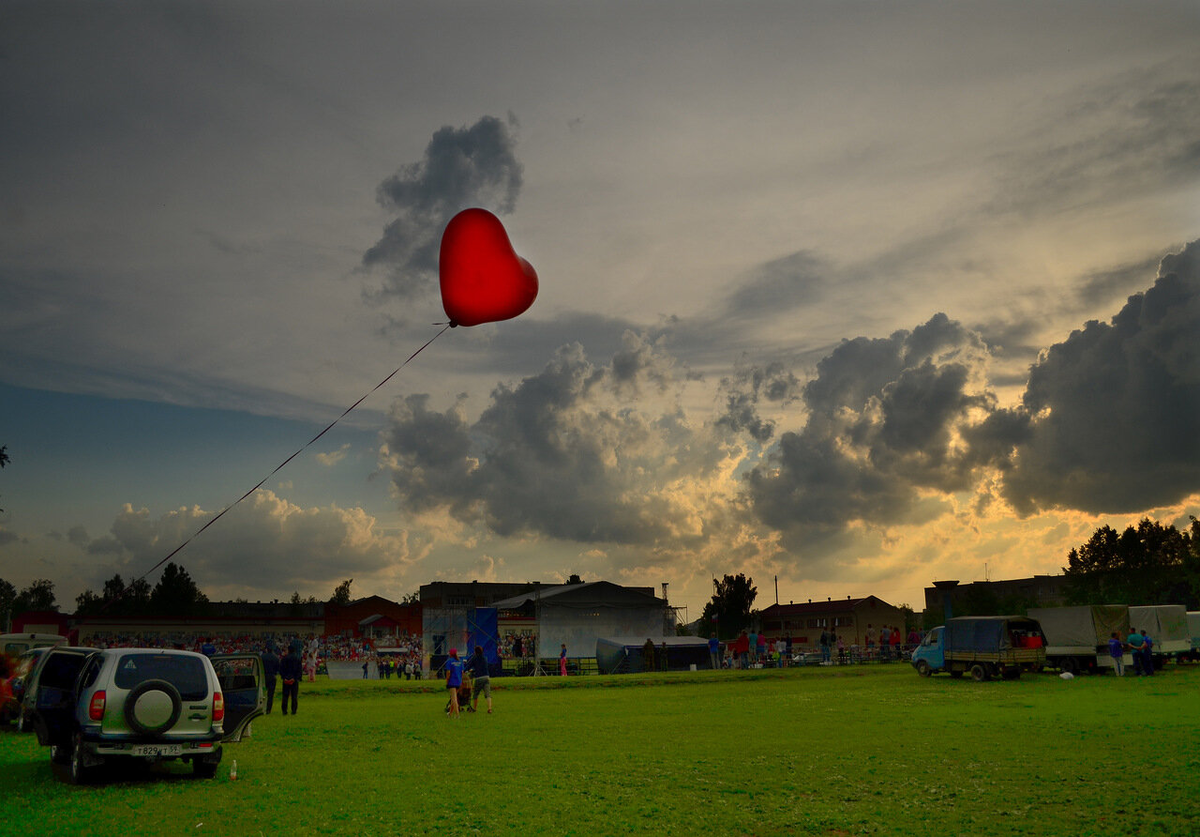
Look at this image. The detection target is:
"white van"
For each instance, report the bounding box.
[1,633,69,656]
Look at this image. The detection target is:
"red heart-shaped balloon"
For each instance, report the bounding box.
[439,208,538,327]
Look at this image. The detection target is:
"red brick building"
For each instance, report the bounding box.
[324,596,421,638]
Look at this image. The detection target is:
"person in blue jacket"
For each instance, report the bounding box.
[445,649,465,718]
[1107,632,1124,677]
[1141,629,1155,676]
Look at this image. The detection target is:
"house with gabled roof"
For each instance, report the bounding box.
[758,595,905,650]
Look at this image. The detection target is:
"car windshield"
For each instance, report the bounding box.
[115,654,209,701]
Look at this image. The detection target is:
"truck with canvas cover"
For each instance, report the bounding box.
[911,616,1046,681]
[1187,612,1200,661]
[1129,605,1190,665]
[1028,605,1132,675]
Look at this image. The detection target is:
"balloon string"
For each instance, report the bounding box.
[110,324,453,607]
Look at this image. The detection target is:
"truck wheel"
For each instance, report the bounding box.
[916,660,931,677]
[1061,657,1078,675]
[970,664,989,682]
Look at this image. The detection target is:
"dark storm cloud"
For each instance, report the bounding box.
[1072,255,1167,310]
[716,362,803,444]
[362,115,523,300]
[380,394,476,517]
[999,239,1200,514]
[803,314,985,415]
[67,525,90,547]
[381,337,726,546]
[721,251,827,321]
[744,314,998,544]
[971,252,1167,385]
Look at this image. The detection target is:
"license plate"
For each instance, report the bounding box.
[131,744,182,757]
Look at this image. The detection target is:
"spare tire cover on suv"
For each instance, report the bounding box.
[124,679,183,736]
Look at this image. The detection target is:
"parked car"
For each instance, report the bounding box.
[1,645,52,730]
[27,646,264,783]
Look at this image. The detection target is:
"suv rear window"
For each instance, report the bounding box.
[115,654,209,701]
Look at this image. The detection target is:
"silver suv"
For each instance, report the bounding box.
[28,647,264,783]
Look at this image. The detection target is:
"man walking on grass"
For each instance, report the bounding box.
[279,646,302,716]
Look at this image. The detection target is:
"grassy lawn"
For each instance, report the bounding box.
[3,664,1199,836]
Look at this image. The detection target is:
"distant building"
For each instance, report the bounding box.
[419,580,547,609]
[923,576,1068,621]
[324,595,421,639]
[417,578,666,664]
[419,580,552,660]
[67,596,420,644]
[490,580,667,659]
[71,600,326,645]
[12,609,70,637]
[758,596,906,648]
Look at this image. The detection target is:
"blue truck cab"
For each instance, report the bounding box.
[912,616,1046,681]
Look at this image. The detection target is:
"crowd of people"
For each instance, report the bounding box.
[718,624,923,669]
[497,630,537,659]
[78,630,416,676]
[365,655,424,680]
[1109,626,1159,676]
[76,625,934,672]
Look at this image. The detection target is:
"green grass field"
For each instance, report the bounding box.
[3,664,1199,836]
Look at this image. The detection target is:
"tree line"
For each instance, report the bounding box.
[925,516,1200,624]
[0,570,388,629]
[1063,516,1200,609]
[698,517,1200,635]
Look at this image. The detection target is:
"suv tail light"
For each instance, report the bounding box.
[88,690,106,721]
[213,692,224,723]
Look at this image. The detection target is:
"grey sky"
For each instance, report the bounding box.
[2,2,1199,614]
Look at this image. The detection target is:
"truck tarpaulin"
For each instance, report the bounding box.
[1029,605,1129,649]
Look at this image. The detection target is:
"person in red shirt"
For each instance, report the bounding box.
[733,630,750,669]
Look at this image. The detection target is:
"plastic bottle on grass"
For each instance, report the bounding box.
[230,759,238,780]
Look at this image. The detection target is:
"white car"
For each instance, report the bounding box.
[28,647,264,783]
